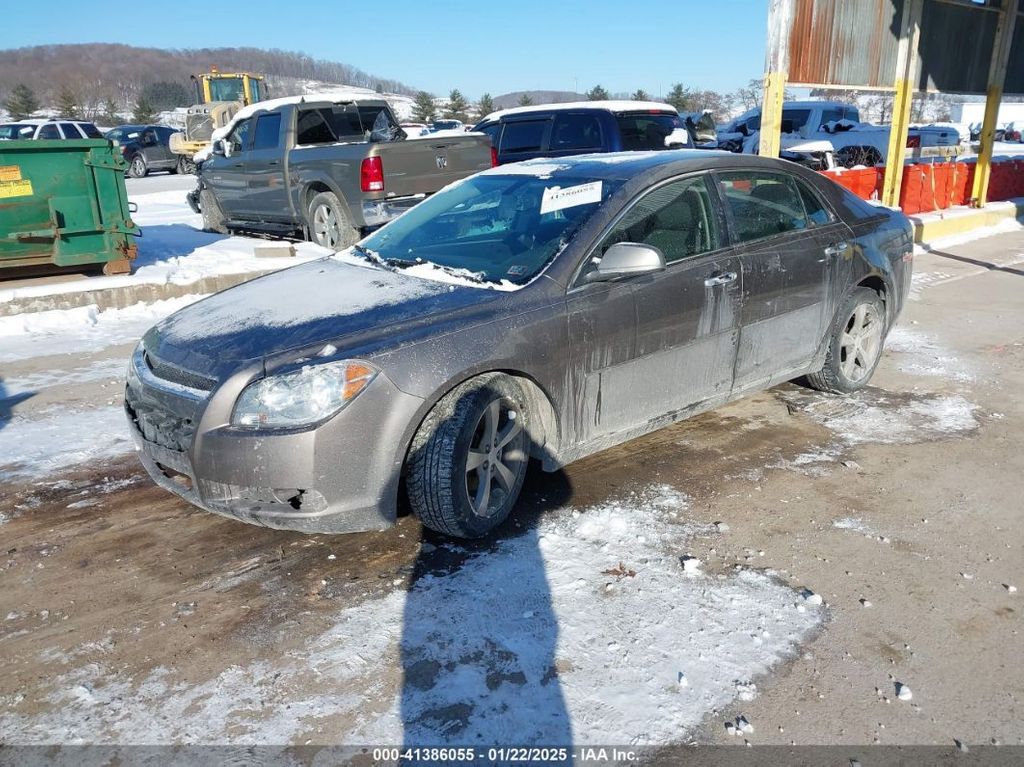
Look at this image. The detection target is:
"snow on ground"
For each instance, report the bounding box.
[0,295,203,364]
[885,325,975,383]
[0,358,126,398]
[1,485,823,745]
[0,405,131,480]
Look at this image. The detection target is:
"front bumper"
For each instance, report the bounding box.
[125,346,424,534]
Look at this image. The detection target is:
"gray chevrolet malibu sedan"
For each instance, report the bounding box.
[126,151,913,538]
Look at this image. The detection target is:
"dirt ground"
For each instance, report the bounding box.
[1,229,1022,749]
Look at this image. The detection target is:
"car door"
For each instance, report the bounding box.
[244,111,290,220]
[715,168,835,391]
[566,174,741,442]
[204,118,252,219]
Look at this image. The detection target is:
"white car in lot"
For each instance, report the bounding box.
[718,100,964,168]
[0,118,104,140]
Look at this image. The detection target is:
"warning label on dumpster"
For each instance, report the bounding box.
[0,179,33,199]
[0,165,23,182]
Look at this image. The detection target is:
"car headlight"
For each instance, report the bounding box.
[232,360,377,429]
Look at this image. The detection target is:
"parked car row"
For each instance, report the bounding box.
[0,118,104,140]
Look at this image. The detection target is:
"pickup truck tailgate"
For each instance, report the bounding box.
[374,134,492,198]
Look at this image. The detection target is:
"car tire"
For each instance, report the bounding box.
[406,374,531,539]
[199,188,228,234]
[307,191,359,250]
[127,154,148,178]
[806,287,886,394]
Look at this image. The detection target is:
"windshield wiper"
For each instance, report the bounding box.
[353,244,490,285]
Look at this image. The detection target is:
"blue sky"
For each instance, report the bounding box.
[0,0,769,99]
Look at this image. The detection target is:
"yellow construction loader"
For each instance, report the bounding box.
[169,68,268,172]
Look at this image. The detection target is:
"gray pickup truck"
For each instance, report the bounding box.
[193,97,494,248]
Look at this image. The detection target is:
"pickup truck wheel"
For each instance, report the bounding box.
[806,288,886,394]
[199,188,228,234]
[308,192,359,250]
[127,154,148,178]
[406,375,530,539]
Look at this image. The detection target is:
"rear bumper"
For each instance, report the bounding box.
[125,347,424,534]
[359,195,426,228]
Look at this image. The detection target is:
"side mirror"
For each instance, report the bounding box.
[590,243,666,282]
[211,139,226,157]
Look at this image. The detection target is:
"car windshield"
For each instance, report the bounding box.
[360,173,623,285]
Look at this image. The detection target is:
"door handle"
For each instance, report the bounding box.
[704,271,738,287]
[824,241,850,257]
[267,160,279,166]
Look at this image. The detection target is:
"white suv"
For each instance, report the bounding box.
[0,119,104,140]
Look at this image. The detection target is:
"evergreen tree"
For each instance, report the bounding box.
[100,97,121,126]
[665,83,697,113]
[517,94,534,107]
[140,81,191,112]
[477,92,494,117]
[586,85,610,101]
[413,91,436,122]
[4,83,40,120]
[631,89,650,101]
[446,89,469,121]
[55,85,80,119]
[132,95,156,124]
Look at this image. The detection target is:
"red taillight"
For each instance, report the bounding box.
[490,146,498,167]
[360,156,384,192]
[906,135,921,148]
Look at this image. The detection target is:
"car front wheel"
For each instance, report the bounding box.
[406,375,530,538]
[806,287,886,393]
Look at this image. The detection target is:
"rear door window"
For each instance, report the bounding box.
[499,119,549,153]
[252,112,282,150]
[81,123,103,138]
[780,109,811,133]
[615,112,684,150]
[717,170,811,242]
[38,124,60,140]
[59,123,81,138]
[550,113,603,151]
[296,106,363,144]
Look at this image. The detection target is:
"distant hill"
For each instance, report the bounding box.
[0,43,417,116]
[492,90,584,109]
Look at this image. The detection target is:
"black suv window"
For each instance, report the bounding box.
[499,119,548,153]
[38,124,60,140]
[717,170,810,242]
[551,113,602,151]
[615,112,683,151]
[80,123,103,138]
[780,108,811,133]
[252,113,282,150]
[598,175,721,265]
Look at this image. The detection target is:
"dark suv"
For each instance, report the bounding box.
[472,101,691,165]
[106,124,181,177]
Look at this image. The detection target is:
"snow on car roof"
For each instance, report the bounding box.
[480,100,678,123]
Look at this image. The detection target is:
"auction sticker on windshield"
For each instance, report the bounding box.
[540,181,602,215]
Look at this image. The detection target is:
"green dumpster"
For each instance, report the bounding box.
[0,139,140,274]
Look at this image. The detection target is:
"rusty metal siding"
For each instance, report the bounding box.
[787,0,903,89]
[784,0,1023,95]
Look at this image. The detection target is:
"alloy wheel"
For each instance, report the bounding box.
[464,398,527,518]
[312,203,341,248]
[840,302,883,382]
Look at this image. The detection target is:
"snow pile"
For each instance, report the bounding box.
[2,485,823,745]
[885,325,975,383]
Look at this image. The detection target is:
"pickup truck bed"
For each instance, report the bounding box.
[195,97,493,248]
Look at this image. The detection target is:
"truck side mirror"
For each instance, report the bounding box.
[211,139,226,157]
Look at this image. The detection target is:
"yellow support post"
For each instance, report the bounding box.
[759,0,793,159]
[971,0,1019,208]
[759,72,787,158]
[881,0,923,209]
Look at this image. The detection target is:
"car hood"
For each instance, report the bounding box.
[143,257,505,380]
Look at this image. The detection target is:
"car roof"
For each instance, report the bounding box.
[481,100,678,123]
[481,149,769,182]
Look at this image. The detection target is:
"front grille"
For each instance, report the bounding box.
[144,351,216,392]
[186,113,214,142]
[125,387,196,453]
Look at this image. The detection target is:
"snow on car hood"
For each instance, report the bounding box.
[145,257,501,376]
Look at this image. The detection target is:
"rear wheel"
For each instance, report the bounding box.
[806,287,886,393]
[307,191,359,250]
[127,154,148,178]
[406,375,530,538]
